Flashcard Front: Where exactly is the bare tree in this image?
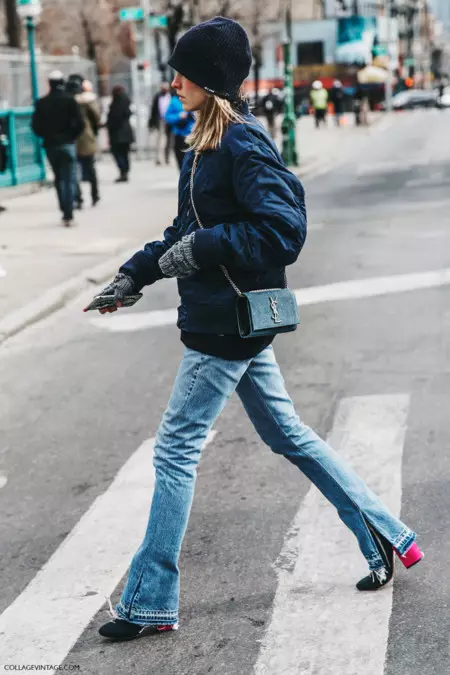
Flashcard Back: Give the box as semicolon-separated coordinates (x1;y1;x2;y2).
5;0;21;48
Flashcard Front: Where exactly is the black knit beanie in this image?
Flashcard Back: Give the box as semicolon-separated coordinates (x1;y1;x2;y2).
168;17;252;101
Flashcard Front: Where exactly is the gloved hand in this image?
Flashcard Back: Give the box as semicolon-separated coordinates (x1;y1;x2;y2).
101;272;136;302
95;272;136;313
158;233;200;279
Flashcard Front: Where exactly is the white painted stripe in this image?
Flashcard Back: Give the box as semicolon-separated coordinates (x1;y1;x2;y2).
406;171;444;188
89;267;450;333
294;267;450;306
0;430;216;666
254;394;410;675
0;474;7;488
0;265;6;278
90;307;178;332
357;158;431;175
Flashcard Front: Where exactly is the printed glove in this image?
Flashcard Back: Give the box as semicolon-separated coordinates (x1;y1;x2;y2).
100;272;136;303
158;233;200;279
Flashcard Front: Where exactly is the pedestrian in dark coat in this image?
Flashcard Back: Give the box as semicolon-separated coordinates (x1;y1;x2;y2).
262;87;282;138
330;79;345;126
87;17;422;643
32;70;84;226
65;73;84;210
107;86;134;182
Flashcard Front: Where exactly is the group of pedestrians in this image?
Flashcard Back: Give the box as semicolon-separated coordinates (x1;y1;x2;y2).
310;79;370;129
32;71;101;226
149;82;195;170
32;72;134;227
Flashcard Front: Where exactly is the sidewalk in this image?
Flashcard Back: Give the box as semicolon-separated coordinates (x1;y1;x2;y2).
0;114;382;343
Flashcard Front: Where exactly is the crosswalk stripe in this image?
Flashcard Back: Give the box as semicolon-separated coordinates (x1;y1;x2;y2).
0;431;216;666
89;268;450;333
253;394;410;675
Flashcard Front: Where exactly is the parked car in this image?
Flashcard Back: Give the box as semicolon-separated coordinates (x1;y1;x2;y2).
380;89;438;111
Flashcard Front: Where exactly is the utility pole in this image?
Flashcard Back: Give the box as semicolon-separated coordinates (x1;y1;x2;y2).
25;16;39;102
281;0;298;166
141;0;152;66
17;1;42;103
140;0;152;101
252;2;261;108
384;0;394;111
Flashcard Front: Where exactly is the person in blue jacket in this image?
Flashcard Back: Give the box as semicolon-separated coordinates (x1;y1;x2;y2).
165;90;195;169
90;18;423;642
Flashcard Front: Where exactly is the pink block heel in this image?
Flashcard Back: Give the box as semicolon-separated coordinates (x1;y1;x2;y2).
395;541;424;569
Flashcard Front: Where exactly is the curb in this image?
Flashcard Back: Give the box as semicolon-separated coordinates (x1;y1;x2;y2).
0;247;137;345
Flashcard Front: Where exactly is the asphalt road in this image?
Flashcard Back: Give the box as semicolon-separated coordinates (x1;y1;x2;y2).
1;109;450;675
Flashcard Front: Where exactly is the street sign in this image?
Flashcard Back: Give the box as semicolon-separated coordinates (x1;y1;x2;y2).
148;15;168;28
119;7;144;22
16;0;41;18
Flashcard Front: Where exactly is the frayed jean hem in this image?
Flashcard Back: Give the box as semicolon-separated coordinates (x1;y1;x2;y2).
393;528;416;555
115;601;178;626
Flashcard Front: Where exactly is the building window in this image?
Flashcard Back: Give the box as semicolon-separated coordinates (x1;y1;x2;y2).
297;41;325;65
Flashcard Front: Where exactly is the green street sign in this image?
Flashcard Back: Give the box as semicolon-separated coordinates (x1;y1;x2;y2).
119;7;144;21
148;15;168;28
16;0;41;18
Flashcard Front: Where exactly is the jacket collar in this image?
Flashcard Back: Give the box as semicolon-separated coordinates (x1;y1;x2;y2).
234;99;249;115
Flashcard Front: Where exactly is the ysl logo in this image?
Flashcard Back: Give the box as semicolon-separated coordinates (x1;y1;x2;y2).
269;296;282;324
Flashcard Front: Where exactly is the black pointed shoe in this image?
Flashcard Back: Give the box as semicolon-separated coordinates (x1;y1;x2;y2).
99;597;179;641
99;618;178;641
357;525;394;592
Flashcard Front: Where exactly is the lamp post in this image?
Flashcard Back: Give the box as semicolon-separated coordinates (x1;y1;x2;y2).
16;0;41;103
25;16;39;102
384;0;393;112
281;0;298;167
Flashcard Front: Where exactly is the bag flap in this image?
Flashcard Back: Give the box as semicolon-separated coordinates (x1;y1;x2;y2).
243;289;299;332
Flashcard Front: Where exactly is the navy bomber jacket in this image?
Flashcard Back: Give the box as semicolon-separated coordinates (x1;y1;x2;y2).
120;106;307;335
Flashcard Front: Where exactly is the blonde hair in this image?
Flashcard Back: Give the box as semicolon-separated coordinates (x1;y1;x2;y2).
187;91;246;153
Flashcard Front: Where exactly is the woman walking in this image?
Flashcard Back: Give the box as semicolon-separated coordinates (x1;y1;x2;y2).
107;85;133;183
88;18;424;642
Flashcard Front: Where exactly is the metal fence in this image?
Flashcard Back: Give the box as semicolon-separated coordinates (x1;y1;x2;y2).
0;54;97;109
0;108;45;188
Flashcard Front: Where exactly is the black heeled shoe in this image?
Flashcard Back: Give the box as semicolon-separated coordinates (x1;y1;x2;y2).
99;598;179;641
357;526;394;592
